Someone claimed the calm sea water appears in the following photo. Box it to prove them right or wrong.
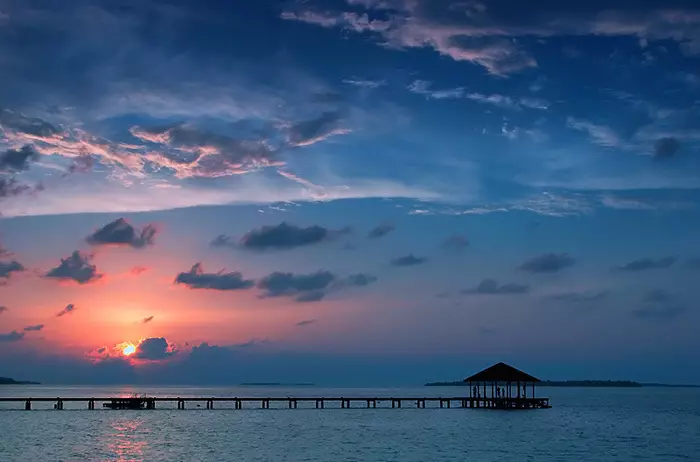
[0,385,698,461]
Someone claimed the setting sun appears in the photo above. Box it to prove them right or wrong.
[122,344,136,356]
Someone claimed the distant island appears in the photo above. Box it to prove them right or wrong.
[0,377,40,385]
[425,380,699,388]
[239,382,315,387]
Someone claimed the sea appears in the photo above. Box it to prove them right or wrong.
[0,385,698,461]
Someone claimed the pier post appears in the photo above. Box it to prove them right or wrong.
[367,399,371,408]
[373,399,376,408]
[446,399,450,408]
[56,398,63,410]
[391,399,395,409]
[25,399,31,410]
[320,399,324,409]
[440,398,443,408]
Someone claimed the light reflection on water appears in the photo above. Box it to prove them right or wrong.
[0,386,698,461]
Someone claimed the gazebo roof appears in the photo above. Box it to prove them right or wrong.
[463,362,541,383]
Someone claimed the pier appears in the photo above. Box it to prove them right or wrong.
[0,363,551,411]
[1,395,550,410]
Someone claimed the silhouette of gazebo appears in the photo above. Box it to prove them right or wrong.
[464,362,543,407]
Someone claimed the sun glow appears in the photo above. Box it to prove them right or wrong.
[122,344,136,356]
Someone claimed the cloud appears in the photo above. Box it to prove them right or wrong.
[142,316,154,324]
[257,271,336,302]
[340,273,378,287]
[0,145,39,173]
[0,330,24,342]
[295,290,327,303]
[391,254,428,266]
[0,177,37,199]
[0,260,25,279]
[133,337,177,361]
[548,291,608,303]
[617,257,676,271]
[240,222,343,250]
[296,319,317,327]
[368,224,395,238]
[0,306,7,315]
[175,263,255,291]
[56,304,76,317]
[23,324,44,332]
[44,251,103,284]
[0,109,60,138]
[466,93,520,110]
[407,80,464,99]
[131,124,282,178]
[442,235,469,250]
[86,218,157,248]
[463,279,529,295]
[286,111,350,147]
[343,78,386,88]
[567,117,625,148]
[653,137,681,159]
[519,253,575,273]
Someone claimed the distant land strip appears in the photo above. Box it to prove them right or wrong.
[240,382,315,387]
[0,377,40,385]
[425,380,700,388]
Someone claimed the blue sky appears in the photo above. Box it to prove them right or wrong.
[0,0,699,385]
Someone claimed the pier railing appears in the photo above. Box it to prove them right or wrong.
[0,396,551,411]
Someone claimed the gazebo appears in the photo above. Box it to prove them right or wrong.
[463,362,550,409]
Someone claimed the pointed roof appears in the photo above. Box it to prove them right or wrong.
[463,362,541,383]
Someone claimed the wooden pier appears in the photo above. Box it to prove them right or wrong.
[0,362,551,411]
[0,395,550,411]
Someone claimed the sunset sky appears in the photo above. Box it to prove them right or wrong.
[1,0,700,385]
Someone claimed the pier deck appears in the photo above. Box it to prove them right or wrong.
[0,396,551,410]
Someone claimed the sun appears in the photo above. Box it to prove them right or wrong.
[122,344,136,356]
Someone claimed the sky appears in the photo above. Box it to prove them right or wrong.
[0,0,699,385]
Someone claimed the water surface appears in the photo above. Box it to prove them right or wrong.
[0,386,698,461]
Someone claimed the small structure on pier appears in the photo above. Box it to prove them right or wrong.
[464,362,550,409]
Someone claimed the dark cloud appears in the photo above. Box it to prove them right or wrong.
[653,137,681,159]
[133,337,177,361]
[143,316,154,324]
[632,306,684,320]
[341,273,378,287]
[617,257,676,271]
[463,279,529,295]
[240,222,342,250]
[211,235,236,248]
[368,224,395,238]
[0,260,25,279]
[0,109,60,138]
[442,235,469,250]
[175,263,255,291]
[131,124,279,177]
[0,145,39,173]
[519,253,575,273]
[296,319,317,327]
[86,218,157,248]
[391,254,428,266]
[0,177,35,198]
[0,306,7,315]
[644,289,672,303]
[56,304,76,317]
[548,291,608,303]
[23,324,44,332]
[0,330,24,342]
[295,290,327,303]
[44,251,103,284]
[287,111,347,147]
[257,271,336,302]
